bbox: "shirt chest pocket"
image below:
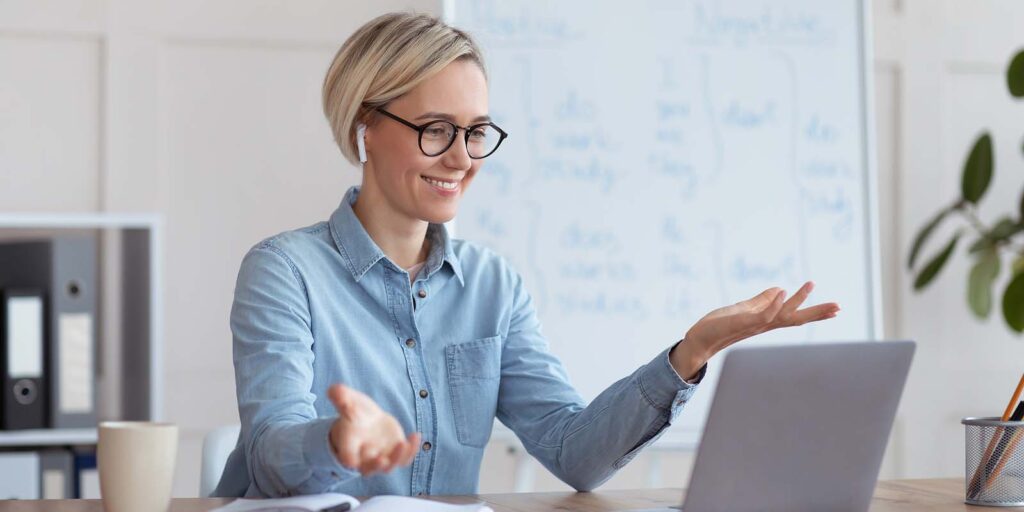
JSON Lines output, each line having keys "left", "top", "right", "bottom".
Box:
{"left": 445, "top": 335, "right": 502, "bottom": 448}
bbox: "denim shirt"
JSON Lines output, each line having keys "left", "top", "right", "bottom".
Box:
{"left": 213, "top": 186, "right": 705, "bottom": 498}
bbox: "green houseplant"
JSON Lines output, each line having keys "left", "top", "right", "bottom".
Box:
{"left": 909, "top": 48, "right": 1024, "bottom": 331}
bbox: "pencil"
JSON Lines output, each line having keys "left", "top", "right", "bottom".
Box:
{"left": 968, "top": 373, "right": 1024, "bottom": 500}
{"left": 981, "top": 401, "right": 1024, "bottom": 493}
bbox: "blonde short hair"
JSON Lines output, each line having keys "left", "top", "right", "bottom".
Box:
{"left": 322, "top": 12, "right": 486, "bottom": 165}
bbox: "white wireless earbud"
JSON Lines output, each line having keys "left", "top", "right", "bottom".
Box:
{"left": 356, "top": 123, "right": 367, "bottom": 163}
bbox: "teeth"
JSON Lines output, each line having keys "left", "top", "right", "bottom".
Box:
{"left": 422, "top": 176, "right": 459, "bottom": 190}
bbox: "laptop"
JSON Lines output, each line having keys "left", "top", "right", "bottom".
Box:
{"left": 646, "top": 340, "right": 915, "bottom": 512}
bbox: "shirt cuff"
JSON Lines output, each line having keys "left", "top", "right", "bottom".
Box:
{"left": 302, "top": 417, "right": 358, "bottom": 481}
{"left": 670, "top": 338, "right": 708, "bottom": 385}
{"left": 684, "top": 360, "right": 708, "bottom": 384}
{"left": 637, "top": 346, "right": 703, "bottom": 412}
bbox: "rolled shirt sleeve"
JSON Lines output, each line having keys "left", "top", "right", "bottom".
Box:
{"left": 231, "top": 244, "right": 359, "bottom": 497}
{"left": 495, "top": 266, "right": 705, "bottom": 492}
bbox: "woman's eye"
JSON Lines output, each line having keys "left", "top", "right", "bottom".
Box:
{"left": 469, "top": 128, "right": 488, "bottom": 139}
{"left": 425, "top": 126, "right": 448, "bottom": 138}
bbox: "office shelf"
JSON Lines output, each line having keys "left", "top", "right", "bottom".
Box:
{"left": 0, "top": 428, "right": 97, "bottom": 448}
{"left": 0, "top": 213, "right": 162, "bottom": 448}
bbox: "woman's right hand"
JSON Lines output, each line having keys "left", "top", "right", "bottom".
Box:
{"left": 328, "top": 384, "right": 421, "bottom": 476}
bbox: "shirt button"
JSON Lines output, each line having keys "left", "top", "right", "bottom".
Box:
{"left": 419, "top": 389, "right": 428, "bottom": 398}
{"left": 422, "top": 441, "right": 432, "bottom": 452}
{"left": 418, "top": 289, "right": 427, "bottom": 298}
{"left": 405, "top": 338, "right": 416, "bottom": 348}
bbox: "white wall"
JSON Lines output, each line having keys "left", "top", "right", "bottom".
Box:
{"left": 1, "top": 0, "right": 438, "bottom": 497}
{"left": 2, "top": 0, "right": 1023, "bottom": 498}
{"left": 874, "top": 0, "right": 1024, "bottom": 480}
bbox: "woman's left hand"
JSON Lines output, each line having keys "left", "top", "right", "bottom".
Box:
{"left": 669, "top": 281, "right": 840, "bottom": 381}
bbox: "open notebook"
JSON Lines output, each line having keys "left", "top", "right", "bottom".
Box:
{"left": 211, "top": 492, "right": 494, "bottom": 512}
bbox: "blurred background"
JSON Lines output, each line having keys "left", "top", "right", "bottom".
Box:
{"left": 1, "top": 0, "right": 1024, "bottom": 499}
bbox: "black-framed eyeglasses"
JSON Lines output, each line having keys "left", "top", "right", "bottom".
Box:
{"left": 375, "top": 108, "right": 508, "bottom": 159}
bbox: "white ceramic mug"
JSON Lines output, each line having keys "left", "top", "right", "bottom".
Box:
{"left": 98, "top": 421, "right": 178, "bottom": 512}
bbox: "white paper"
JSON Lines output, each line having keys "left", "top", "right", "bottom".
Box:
{"left": 211, "top": 493, "right": 359, "bottom": 512}
{"left": 58, "top": 313, "right": 93, "bottom": 413}
{"left": 357, "top": 496, "right": 493, "bottom": 512}
{"left": 211, "top": 494, "right": 493, "bottom": 512}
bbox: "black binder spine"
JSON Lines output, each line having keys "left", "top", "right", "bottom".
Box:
{"left": 0, "top": 288, "right": 48, "bottom": 430}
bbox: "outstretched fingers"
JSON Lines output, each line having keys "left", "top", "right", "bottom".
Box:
{"left": 382, "top": 441, "right": 407, "bottom": 473}
{"left": 737, "top": 288, "right": 785, "bottom": 329}
{"left": 790, "top": 302, "right": 841, "bottom": 326}
{"left": 359, "top": 443, "right": 388, "bottom": 475}
{"left": 335, "top": 435, "right": 360, "bottom": 469}
{"left": 780, "top": 281, "right": 814, "bottom": 317}
{"left": 328, "top": 384, "right": 357, "bottom": 419}
{"left": 748, "top": 287, "right": 783, "bottom": 309}
{"left": 401, "top": 433, "right": 422, "bottom": 466}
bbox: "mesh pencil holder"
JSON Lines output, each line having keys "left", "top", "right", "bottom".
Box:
{"left": 963, "top": 417, "right": 1024, "bottom": 506}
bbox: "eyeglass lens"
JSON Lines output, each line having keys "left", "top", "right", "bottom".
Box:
{"left": 420, "top": 120, "right": 503, "bottom": 158}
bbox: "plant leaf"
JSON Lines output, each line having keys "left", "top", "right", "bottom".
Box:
{"left": 908, "top": 208, "right": 951, "bottom": 269}
{"left": 914, "top": 233, "right": 961, "bottom": 291}
{"left": 1002, "top": 272, "right": 1024, "bottom": 332}
{"left": 1008, "top": 49, "right": 1024, "bottom": 98}
{"left": 962, "top": 133, "right": 994, "bottom": 204}
{"left": 1014, "top": 255, "right": 1024, "bottom": 276}
{"left": 968, "top": 248, "right": 1001, "bottom": 318}
{"left": 991, "top": 217, "right": 1024, "bottom": 239}
{"left": 969, "top": 236, "right": 994, "bottom": 254}
{"left": 967, "top": 217, "right": 1021, "bottom": 254}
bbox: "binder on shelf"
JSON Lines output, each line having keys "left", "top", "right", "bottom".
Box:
{"left": 40, "top": 449, "right": 74, "bottom": 499}
{"left": 0, "top": 236, "right": 98, "bottom": 429}
{"left": 0, "top": 451, "right": 41, "bottom": 499}
{"left": 1, "top": 289, "right": 47, "bottom": 430}
{"left": 72, "top": 450, "right": 99, "bottom": 499}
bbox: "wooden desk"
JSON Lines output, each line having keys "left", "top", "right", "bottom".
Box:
{"left": 0, "top": 479, "right": 1012, "bottom": 511}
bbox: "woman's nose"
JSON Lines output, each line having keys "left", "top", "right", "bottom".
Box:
{"left": 442, "top": 132, "right": 473, "bottom": 170}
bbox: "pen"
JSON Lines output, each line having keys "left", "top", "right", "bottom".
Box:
{"left": 968, "top": 374, "right": 1024, "bottom": 499}
{"left": 979, "top": 400, "right": 1024, "bottom": 493}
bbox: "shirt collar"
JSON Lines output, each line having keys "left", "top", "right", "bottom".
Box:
{"left": 329, "top": 186, "right": 464, "bottom": 285}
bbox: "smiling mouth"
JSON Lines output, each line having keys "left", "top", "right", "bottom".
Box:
{"left": 421, "top": 175, "right": 460, "bottom": 190}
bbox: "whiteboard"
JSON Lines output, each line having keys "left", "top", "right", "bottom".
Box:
{"left": 448, "top": 0, "right": 882, "bottom": 446}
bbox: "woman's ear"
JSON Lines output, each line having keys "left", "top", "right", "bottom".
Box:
{"left": 356, "top": 123, "right": 368, "bottom": 163}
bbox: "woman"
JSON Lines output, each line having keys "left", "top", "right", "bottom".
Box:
{"left": 213, "top": 12, "right": 840, "bottom": 498}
